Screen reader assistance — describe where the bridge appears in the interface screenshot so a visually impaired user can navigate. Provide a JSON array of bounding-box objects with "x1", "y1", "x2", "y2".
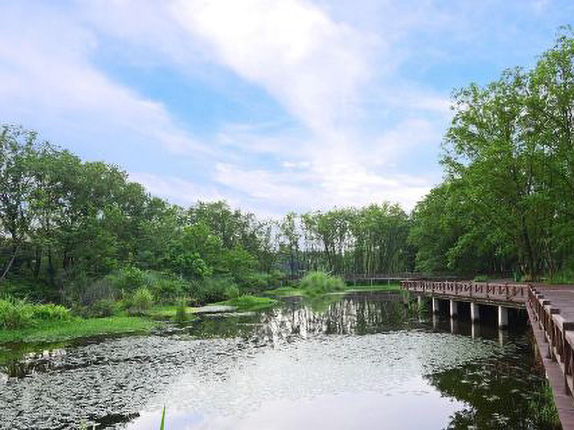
[{"x1": 401, "y1": 279, "x2": 574, "y2": 430}]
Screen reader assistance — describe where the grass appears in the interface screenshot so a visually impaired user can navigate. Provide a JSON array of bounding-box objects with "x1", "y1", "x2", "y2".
[
  {"x1": 263, "y1": 286, "x2": 304, "y2": 297},
  {"x1": 341, "y1": 283, "x2": 402, "y2": 293},
  {"x1": 216, "y1": 295, "x2": 278, "y2": 311},
  {"x1": 0, "y1": 316, "x2": 157, "y2": 343},
  {"x1": 265, "y1": 282, "x2": 402, "y2": 297}
]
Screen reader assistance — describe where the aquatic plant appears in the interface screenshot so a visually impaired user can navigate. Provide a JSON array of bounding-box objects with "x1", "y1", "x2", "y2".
[
  {"x1": 527, "y1": 381, "x2": 561, "y2": 429},
  {"x1": 174, "y1": 297, "x2": 189, "y2": 323},
  {"x1": 160, "y1": 406, "x2": 166, "y2": 430},
  {"x1": 299, "y1": 271, "x2": 345, "y2": 296}
]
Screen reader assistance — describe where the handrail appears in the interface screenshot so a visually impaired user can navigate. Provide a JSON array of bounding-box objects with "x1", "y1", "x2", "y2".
[{"x1": 400, "y1": 280, "x2": 526, "y2": 302}]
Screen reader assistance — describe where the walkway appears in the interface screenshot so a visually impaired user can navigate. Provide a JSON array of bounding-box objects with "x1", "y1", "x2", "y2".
[{"x1": 401, "y1": 280, "x2": 574, "y2": 430}]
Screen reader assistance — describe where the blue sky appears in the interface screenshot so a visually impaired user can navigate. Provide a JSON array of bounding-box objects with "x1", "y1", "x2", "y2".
[{"x1": 0, "y1": 0, "x2": 572, "y2": 218}]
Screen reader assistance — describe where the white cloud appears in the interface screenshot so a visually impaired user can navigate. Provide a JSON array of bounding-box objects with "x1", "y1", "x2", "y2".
[
  {"x1": 0, "y1": 3, "x2": 206, "y2": 156},
  {"x1": 0, "y1": 0, "x2": 461, "y2": 216},
  {"x1": 129, "y1": 172, "x2": 231, "y2": 206},
  {"x1": 171, "y1": 0, "x2": 374, "y2": 134}
]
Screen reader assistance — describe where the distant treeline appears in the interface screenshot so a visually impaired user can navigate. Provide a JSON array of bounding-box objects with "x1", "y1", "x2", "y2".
[
  {"x1": 2, "y1": 30, "x2": 574, "y2": 305},
  {"x1": 0, "y1": 124, "x2": 412, "y2": 304}
]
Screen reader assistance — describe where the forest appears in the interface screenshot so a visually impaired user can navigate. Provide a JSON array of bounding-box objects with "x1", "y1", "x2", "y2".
[{"x1": 2, "y1": 31, "x2": 574, "y2": 315}]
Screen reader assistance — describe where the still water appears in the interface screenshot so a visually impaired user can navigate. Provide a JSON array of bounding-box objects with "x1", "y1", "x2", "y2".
[{"x1": 0, "y1": 292, "x2": 558, "y2": 430}]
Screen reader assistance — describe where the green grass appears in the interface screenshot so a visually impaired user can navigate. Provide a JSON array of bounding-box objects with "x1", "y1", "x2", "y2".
[
  {"x1": 341, "y1": 283, "x2": 402, "y2": 293},
  {"x1": 265, "y1": 282, "x2": 402, "y2": 297},
  {"x1": 216, "y1": 295, "x2": 278, "y2": 311},
  {"x1": 0, "y1": 316, "x2": 157, "y2": 343},
  {"x1": 263, "y1": 286, "x2": 304, "y2": 297}
]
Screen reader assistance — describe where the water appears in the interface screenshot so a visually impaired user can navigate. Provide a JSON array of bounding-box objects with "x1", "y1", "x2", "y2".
[{"x1": 0, "y1": 291, "x2": 559, "y2": 430}]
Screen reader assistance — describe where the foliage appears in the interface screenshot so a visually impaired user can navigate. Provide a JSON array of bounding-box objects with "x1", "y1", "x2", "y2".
[
  {"x1": 82, "y1": 299, "x2": 118, "y2": 318},
  {"x1": 224, "y1": 284, "x2": 240, "y2": 300},
  {"x1": 173, "y1": 297, "x2": 189, "y2": 323},
  {"x1": 0, "y1": 297, "x2": 71, "y2": 329},
  {"x1": 299, "y1": 271, "x2": 345, "y2": 296},
  {"x1": 128, "y1": 287, "x2": 154, "y2": 316},
  {"x1": 410, "y1": 30, "x2": 574, "y2": 280},
  {"x1": 188, "y1": 277, "x2": 236, "y2": 304},
  {"x1": 217, "y1": 295, "x2": 278, "y2": 312}
]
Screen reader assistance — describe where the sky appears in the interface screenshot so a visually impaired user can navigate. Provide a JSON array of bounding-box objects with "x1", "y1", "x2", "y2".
[{"x1": 0, "y1": 0, "x2": 572, "y2": 218}]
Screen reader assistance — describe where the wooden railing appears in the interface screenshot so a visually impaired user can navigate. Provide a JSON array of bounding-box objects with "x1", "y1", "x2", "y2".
[
  {"x1": 401, "y1": 280, "x2": 527, "y2": 303},
  {"x1": 528, "y1": 287, "x2": 574, "y2": 393},
  {"x1": 527, "y1": 287, "x2": 574, "y2": 428}
]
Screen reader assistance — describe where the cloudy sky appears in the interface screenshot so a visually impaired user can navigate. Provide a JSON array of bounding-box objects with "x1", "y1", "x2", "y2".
[{"x1": 0, "y1": 0, "x2": 571, "y2": 217}]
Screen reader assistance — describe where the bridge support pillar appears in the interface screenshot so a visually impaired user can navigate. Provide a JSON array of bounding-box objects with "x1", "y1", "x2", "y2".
[
  {"x1": 498, "y1": 306, "x2": 508, "y2": 329},
  {"x1": 449, "y1": 300, "x2": 458, "y2": 319},
  {"x1": 471, "y1": 323, "x2": 480, "y2": 339},
  {"x1": 470, "y1": 303, "x2": 480, "y2": 322},
  {"x1": 450, "y1": 318, "x2": 458, "y2": 334},
  {"x1": 432, "y1": 298, "x2": 440, "y2": 314}
]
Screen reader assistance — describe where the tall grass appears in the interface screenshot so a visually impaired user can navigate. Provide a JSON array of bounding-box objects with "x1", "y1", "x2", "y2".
[
  {"x1": 174, "y1": 297, "x2": 189, "y2": 323},
  {"x1": 300, "y1": 271, "x2": 345, "y2": 296},
  {"x1": 127, "y1": 287, "x2": 154, "y2": 316}
]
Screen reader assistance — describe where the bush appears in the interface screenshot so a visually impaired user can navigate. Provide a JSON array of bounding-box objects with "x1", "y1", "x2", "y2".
[
  {"x1": 0, "y1": 297, "x2": 72, "y2": 329},
  {"x1": 0, "y1": 297, "x2": 34, "y2": 329},
  {"x1": 32, "y1": 303, "x2": 71, "y2": 321},
  {"x1": 128, "y1": 287, "x2": 153, "y2": 316},
  {"x1": 61, "y1": 277, "x2": 118, "y2": 308},
  {"x1": 83, "y1": 299, "x2": 118, "y2": 318},
  {"x1": 150, "y1": 276, "x2": 189, "y2": 303},
  {"x1": 473, "y1": 275, "x2": 488, "y2": 282},
  {"x1": 224, "y1": 284, "x2": 240, "y2": 300},
  {"x1": 189, "y1": 277, "x2": 235, "y2": 304},
  {"x1": 108, "y1": 266, "x2": 152, "y2": 293},
  {"x1": 300, "y1": 271, "x2": 345, "y2": 296}
]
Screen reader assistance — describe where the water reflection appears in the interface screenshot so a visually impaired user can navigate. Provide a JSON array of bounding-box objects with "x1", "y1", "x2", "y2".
[
  {"x1": 0, "y1": 292, "x2": 559, "y2": 430},
  {"x1": 127, "y1": 292, "x2": 556, "y2": 430},
  {"x1": 256, "y1": 292, "x2": 407, "y2": 344}
]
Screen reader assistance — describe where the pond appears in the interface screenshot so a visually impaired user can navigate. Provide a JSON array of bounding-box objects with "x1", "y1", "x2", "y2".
[{"x1": 0, "y1": 291, "x2": 559, "y2": 430}]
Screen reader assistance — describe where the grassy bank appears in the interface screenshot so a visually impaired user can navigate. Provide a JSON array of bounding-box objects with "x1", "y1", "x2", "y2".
[
  {"x1": 265, "y1": 281, "x2": 402, "y2": 297},
  {"x1": 0, "y1": 316, "x2": 157, "y2": 343},
  {"x1": 215, "y1": 295, "x2": 277, "y2": 311}
]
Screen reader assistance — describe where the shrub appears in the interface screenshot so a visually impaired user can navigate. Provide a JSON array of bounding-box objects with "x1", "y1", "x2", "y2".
[
  {"x1": 300, "y1": 271, "x2": 345, "y2": 296},
  {"x1": 189, "y1": 277, "x2": 234, "y2": 304},
  {"x1": 151, "y1": 276, "x2": 189, "y2": 303},
  {"x1": 224, "y1": 284, "x2": 240, "y2": 300},
  {"x1": 83, "y1": 299, "x2": 118, "y2": 318},
  {"x1": 108, "y1": 266, "x2": 152, "y2": 293},
  {"x1": 32, "y1": 303, "x2": 71, "y2": 321},
  {"x1": 128, "y1": 287, "x2": 153, "y2": 316},
  {"x1": 0, "y1": 297, "x2": 34, "y2": 329},
  {"x1": 0, "y1": 297, "x2": 72, "y2": 329},
  {"x1": 473, "y1": 275, "x2": 488, "y2": 282},
  {"x1": 61, "y1": 277, "x2": 118, "y2": 308}
]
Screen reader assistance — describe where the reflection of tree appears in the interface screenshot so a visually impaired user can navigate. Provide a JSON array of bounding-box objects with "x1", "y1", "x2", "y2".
[
  {"x1": 255, "y1": 292, "x2": 407, "y2": 344},
  {"x1": 426, "y1": 339, "x2": 560, "y2": 430}
]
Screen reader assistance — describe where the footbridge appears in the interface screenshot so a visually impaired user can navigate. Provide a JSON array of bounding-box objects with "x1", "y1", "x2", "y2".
[{"x1": 401, "y1": 279, "x2": 574, "y2": 429}]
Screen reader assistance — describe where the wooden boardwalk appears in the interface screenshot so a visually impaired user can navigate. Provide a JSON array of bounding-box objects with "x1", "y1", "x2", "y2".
[
  {"x1": 401, "y1": 279, "x2": 527, "y2": 308},
  {"x1": 402, "y1": 280, "x2": 574, "y2": 430}
]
